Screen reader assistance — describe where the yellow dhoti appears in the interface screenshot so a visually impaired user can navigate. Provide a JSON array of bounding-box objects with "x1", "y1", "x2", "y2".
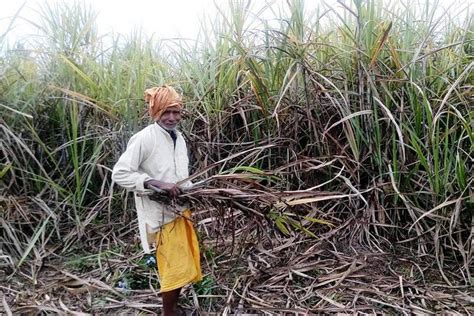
[{"x1": 155, "y1": 209, "x2": 202, "y2": 293}]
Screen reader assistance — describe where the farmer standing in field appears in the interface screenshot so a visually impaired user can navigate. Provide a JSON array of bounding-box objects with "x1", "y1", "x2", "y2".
[{"x1": 112, "y1": 85, "x2": 202, "y2": 316}]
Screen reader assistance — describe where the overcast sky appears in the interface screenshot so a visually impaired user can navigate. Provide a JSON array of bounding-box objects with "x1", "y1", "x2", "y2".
[
  {"x1": 1, "y1": 0, "x2": 472, "y2": 45},
  {"x1": 1, "y1": 0, "x2": 219, "y2": 43}
]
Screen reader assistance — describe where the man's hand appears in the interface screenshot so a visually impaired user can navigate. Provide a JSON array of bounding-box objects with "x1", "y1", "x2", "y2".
[{"x1": 145, "y1": 179, "x2": 181, "y2": 198}]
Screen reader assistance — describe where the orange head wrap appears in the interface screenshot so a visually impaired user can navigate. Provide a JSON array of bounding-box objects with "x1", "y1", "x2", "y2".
[{"x1": 144, "y1": 85, "x2": 182, "y2": 121}]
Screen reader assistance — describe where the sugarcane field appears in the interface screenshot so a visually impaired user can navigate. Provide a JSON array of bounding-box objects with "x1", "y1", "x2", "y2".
[{"x1": 0, "y1": 0, "x2": 473, "y2": 314}]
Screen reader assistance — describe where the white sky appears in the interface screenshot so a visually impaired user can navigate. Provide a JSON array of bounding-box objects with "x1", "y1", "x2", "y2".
[
  {"x1": 1, "y1": 0, "x2": 218, "y2": 43},
  {"x1": 1, "y1": 0, "x2": 472, "y2": 45}
]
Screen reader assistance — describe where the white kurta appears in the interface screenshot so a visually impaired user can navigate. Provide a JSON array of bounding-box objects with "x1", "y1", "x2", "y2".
[{"x1": 112, "y1": 123, "x2": 192, "y2": 253}]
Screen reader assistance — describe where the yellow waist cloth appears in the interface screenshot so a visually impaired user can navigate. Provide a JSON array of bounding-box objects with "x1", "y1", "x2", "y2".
[{"x1": 155, "y1": 209, "x2": 202, "y2": 293}]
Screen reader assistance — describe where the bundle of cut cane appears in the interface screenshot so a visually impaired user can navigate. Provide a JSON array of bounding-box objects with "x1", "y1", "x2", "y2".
[{"x1": 139, "y1": 172, "x2": 354, "y2": 219}]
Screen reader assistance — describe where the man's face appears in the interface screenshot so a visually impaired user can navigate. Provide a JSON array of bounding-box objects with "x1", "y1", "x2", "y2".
[{"x1": 157, "y1": 105, "x2": 182, "y2": 129}]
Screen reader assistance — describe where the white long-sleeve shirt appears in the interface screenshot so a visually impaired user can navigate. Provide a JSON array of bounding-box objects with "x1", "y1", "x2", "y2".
[{"x1": 112, "y1": 123, "x2": 191, "y2": 253}]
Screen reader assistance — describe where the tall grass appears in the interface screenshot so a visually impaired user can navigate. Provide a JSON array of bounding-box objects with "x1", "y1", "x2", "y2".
[{"x1": 1, "y1": 0, "x2": 472, "y2": 284}]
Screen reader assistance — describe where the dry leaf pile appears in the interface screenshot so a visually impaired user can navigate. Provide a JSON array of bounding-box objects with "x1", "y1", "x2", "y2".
[{"x1": 1, "y1": 175, "x2": 472, "y2": 315}]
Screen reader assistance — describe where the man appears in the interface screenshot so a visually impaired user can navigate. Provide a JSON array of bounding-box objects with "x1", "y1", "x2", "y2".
[{"x1": 112, "y1": 85, "x2": 202, "y2": 315}]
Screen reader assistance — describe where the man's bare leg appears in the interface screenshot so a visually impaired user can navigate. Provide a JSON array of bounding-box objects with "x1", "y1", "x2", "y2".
[{"x1": 162, "y1": 287, "x2": 181, "y2": 316}]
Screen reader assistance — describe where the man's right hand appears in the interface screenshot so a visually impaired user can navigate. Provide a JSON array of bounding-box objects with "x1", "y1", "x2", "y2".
[{"x1": 145, "y1": 179, "x2": 181, "y2": 198}]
